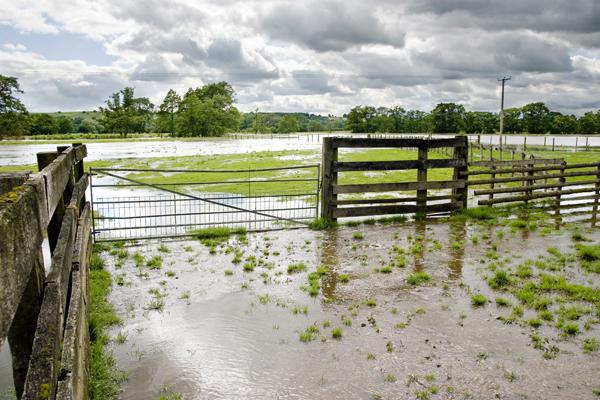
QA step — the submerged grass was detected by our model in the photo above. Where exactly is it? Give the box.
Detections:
[89,247,126,399]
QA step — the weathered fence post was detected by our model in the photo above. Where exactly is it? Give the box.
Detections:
[453,136,468,209]
[321,137,337,221]
[37,151,64,253]
[416,145,428,215]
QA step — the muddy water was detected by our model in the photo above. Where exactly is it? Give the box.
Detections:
[105,220,600,399]
[2,134,598,166]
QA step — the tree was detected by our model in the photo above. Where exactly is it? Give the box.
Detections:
[175,84,240,136]
[464,111,498,134]
[346,106,377,133]
[550,113,578,135]
[521,102,551,134]
[30,114,58,135]
[56,116,73,134]
[389,106,406,133]
[0,75,29,137]
[431,103,466,133]
[277,115,299,133]
[156,89,181,135]
[578,111,599,134]
[100,87,154,137]
[502,108,522,133]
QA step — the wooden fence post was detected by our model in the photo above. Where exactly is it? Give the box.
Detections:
[593,164,600,226]
[416,145,428,216]
[37,151,63,254]
[453,136,468,209]
[321,138,337,221]
[556,161,566,220]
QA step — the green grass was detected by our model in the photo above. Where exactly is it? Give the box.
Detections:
[331,327,343,339]
[339,274,350,283]
[89,250,126,399]
[308,218,338,230]
[583,338,599,353]
[287,263,307,274]
[146,256,163,269]
[407,272,431,285]
[470,294,488,307]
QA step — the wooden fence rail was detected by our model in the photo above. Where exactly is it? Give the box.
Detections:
[0,144,90,400]
[321,136,468,220]
[465,157,600,221]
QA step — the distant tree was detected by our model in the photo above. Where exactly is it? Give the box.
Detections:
[577,111,599,134]
[404,110,431,133]
[431,103,466,133]
[176,84,240,136]
[0,75,29,137]
[156,89,181,135]
[308,120,325,132]
[78,118,100,133]
[346,106,377,133]
[502,108,522,133]
[277,115,299,133]
[550,113,578,135]
[389,106,406,132]
[56,116,73,134]
[100,87,154,137]
[30,114,58,135]
[464,111,498,134]
[521,102,551,134]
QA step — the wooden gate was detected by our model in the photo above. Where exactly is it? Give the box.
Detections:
[320,136,468,221]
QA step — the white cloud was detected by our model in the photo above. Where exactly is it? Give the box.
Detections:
[0,0,599,114]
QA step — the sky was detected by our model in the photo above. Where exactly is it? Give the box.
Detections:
[1,0,599,115]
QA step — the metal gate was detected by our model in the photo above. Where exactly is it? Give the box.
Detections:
[90,164,320,241]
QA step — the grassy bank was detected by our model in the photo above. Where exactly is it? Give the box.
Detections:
[89,246,126,399]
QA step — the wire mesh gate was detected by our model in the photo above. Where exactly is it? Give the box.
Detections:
[90,165,320,241]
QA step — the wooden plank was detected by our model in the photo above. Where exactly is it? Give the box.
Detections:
[416,147,428,212]
[452,136,469,209]
[333,158,464,172]
[477,188,600,205]
[331,137,467,149]
[333,194,453,206]
[468,169,599,186]
[333,202,460,218]
[37,149,75,220]
[23,209,76,400]
[468,158,563,167]
[68,174,89,211]
[333,180,465,194]
[473,179,599,195]
[462,161,600,176]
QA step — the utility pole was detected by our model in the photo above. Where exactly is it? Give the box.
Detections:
[498,76,511,148]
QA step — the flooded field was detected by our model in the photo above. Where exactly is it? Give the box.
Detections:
[100,217,600,399]
[1,134,598,166]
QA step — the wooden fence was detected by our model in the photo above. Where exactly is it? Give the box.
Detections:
[321,136,468,220]
[465,157,600,221]
[0,144,91,399]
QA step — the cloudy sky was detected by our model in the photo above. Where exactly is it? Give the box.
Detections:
[1,0,599,115]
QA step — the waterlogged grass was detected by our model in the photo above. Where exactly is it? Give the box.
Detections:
[407,272,431,286]
[89,246,126,399]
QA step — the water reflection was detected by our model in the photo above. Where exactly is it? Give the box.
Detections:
[448,220,466,279]
[318,230,339,299]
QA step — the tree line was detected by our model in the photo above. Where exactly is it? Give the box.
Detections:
[346,102,600,134]
[1,74,600,137]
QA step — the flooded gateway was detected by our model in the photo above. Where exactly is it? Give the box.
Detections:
[102,220,600,400]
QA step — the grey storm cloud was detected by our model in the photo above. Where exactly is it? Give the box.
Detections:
[258,1,404,52]
[2,0,600,114]
[406,0,600,39]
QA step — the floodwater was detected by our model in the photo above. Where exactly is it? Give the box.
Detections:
[105,220,600,400]
[1,133,598,166]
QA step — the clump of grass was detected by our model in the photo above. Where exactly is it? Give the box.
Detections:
[379,265,392,274]
[299,325,319,342]
[407,272,431,286]
[90,254,106,271]
[331,327,343,339]
[165,270,176,278]
[562,323,579,335]
[366,298,377,307]
[576,244,600,261]
[224,269,234,276]
[456,206,498,221]
[495,297,511,307]
[339,274,349,283]
[308,218,338,230]
[583,338,598,353]
[470,294,487,307]
[157,244,170,253]
[146,256,163,270]
[287,263,307,274]
[528,318,542,328]
[489,270,511,288]
[352,232,364,240]
[384,373,397,383]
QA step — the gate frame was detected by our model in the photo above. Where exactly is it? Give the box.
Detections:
[321,136,468,221]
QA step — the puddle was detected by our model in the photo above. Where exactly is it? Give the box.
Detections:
[103,221,600,399]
